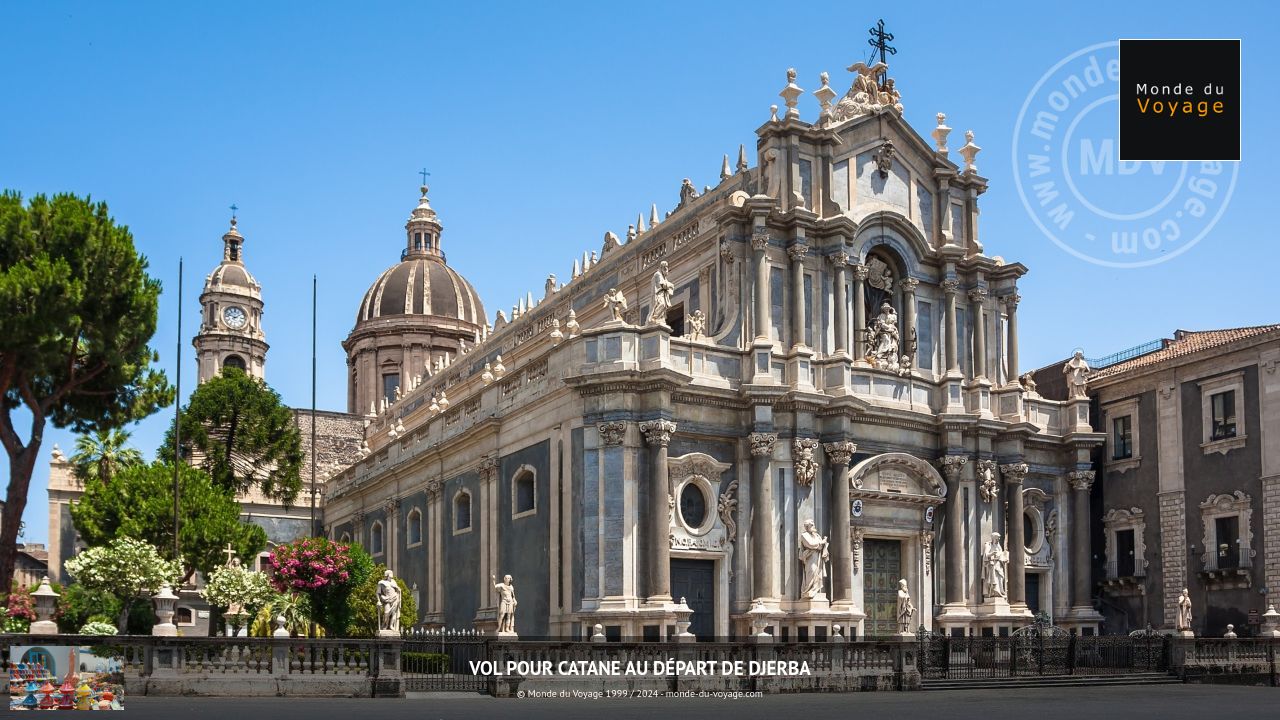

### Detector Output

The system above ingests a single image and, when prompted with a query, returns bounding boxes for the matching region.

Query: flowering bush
[4,585,37,621]
[268,537,371,635]
[201,563,274,615]
[79,620,118,636]
[65,537,182,630]
[0,608,29,633]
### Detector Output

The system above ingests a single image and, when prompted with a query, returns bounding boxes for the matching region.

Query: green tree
[347,565,417,638]
[0,191,172,593]
[160,367,303,505]
[63,537,181,629]
[70,427,143,484]
[70,461,266,583]
[57,583,123,634]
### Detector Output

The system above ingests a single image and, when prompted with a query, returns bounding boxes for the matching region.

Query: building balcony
[1199,546,1253,589]
[1101,560,1146,596]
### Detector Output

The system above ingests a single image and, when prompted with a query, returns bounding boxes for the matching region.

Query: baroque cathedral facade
[321,61,1105,640]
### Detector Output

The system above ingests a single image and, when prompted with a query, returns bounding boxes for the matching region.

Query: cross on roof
[229,203,238,220]
[418,168,431,185]
[867,19,897,66]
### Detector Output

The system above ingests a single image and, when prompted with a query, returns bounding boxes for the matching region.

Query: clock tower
[194,215,269,383]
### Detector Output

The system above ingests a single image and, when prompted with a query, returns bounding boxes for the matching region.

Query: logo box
[1119,39,1240,161]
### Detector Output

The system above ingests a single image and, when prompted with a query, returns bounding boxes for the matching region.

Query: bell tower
[193,214,269,383]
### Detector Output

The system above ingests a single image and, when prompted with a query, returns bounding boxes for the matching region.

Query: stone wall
[1264,477,1280,611]
[1159,491,1187,627]
[292,409,364,484]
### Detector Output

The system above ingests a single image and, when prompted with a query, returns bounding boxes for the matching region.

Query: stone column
[852,265,868,359]
[753,228,771,341]
[384,497,400,573]
[969,288,988,380]
[939,456,968,604]
[749,432,778,602]
[1001,463,1029,605]
[824,441,857,604]
[830,252,849,356]
[943,279,960,374]
[900,278,919,369]
[787,243,808,349]
[639,419,677,603]
[478,457,499,613]
[1069,471,1095,608]
[1004,293,1021,383]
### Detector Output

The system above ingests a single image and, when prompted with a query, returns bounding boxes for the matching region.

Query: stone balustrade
[0,635,403,698]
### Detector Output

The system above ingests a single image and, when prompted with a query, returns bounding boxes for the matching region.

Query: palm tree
[70,428,143,485]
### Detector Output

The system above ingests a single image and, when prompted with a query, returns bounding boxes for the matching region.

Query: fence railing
[1202,546,1252,572]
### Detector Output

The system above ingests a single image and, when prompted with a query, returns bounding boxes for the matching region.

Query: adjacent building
[1081,326,1280,636]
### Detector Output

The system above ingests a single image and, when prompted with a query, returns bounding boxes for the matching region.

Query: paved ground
[118,684,1275,720]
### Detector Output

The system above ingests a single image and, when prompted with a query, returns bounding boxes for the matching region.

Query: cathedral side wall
[443,468,481,629]
[498,440,552,638]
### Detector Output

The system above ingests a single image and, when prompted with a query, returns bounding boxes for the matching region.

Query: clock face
[223,306,247,329]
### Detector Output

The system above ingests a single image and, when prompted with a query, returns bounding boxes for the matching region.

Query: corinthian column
[943,279,960,374]
[1069,470,1095,608]
[639,419,677,603]
[938,455,968,604]
[824,441,857,604]
[852,264,868,359]
[969,288,988,380]
[830,252,849,356]
[1004,293,1021,384]
[787,243,808,349]
[753,228,770,341]
[1000,463,1029,605]
[900,278,919,370]
[749,432,778,602]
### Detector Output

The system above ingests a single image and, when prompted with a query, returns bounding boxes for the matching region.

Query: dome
[356,257,485,326]
[209,262,258,289]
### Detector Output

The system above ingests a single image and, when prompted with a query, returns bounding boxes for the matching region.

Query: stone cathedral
[322,60,1106,641]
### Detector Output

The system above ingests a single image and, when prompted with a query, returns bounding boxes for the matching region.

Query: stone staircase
[922,672,1182,690]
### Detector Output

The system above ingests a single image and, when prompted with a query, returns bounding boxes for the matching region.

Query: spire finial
[419,168,431,185]
[736,144,749,174]
[720,154,732,181]
[229,203,238,229]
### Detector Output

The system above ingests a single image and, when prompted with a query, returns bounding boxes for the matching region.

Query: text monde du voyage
[1134,82,1228,118]
[468,659,813,677]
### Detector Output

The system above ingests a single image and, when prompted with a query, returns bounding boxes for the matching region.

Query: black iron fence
[917,632,1171,679]
[401,628,488,691]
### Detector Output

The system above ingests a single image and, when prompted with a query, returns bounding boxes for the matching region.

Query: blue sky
[3,1,1274,543]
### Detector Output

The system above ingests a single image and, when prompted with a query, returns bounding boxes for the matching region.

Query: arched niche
[848,452,946,498]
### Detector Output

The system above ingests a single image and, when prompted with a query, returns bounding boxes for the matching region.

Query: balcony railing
[1105,560,1146,579]
[1202,545,1252,572]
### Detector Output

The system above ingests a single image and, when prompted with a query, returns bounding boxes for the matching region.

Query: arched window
[223,354,246,372]
[175,607,194,625]
[340,532,351,544]
[407,508,422,546]
[512,466,536,518]
[454,491,472,534]
[370,521,385,556]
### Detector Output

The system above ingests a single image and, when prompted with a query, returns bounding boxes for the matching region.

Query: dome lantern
[405,185,443,260]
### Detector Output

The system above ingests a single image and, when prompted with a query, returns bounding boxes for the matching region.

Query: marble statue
[829,61,892,123]
[493,574,517,635]
[1177,588,1193,632]
[797,519,830,599]
[982,532,1009,599]
[647,261,675,326]
[1064,350,1091,399]
[896,579,915,633]
[866,302,900,372]
[687,309,705,341]
[1019,371,1039,396]
[603,288,628,323]
[977,460,999,504]
[376,569,402,635]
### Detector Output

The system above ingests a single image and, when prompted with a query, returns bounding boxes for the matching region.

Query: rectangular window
[1115,529,1136,577]
[917,300,933,370]
[1210,390,1236,440]
[769,266,784,341]
[382,373,400,405]
[1112,415,1133,459]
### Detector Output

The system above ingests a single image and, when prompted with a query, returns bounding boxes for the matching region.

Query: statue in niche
[1064,350,1091,399]
[1177,588,1194,633]
[797,519,830,600]
[603,288,629,324]
[896,579,915,633]
[376,569,402,635]
[647,261,675,326]
[982,532,1009,599]
[492,574,518,635]
[865,302,901,372]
